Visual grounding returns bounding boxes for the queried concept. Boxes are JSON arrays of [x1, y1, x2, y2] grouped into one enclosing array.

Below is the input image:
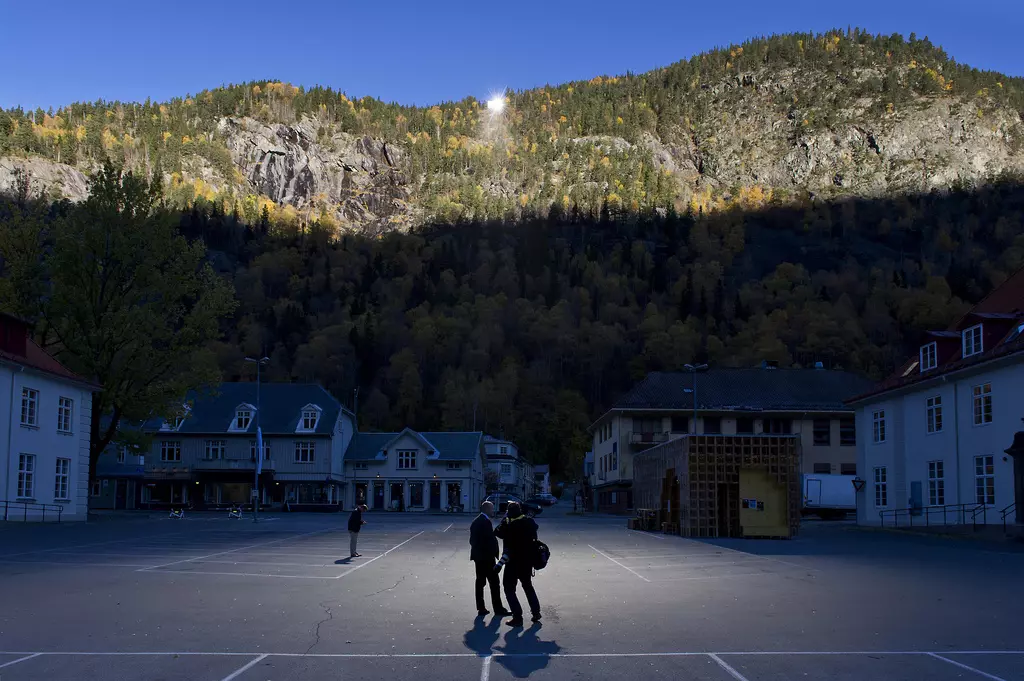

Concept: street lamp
[[683, 363, 709, 434], [244, 355, 269, 522]]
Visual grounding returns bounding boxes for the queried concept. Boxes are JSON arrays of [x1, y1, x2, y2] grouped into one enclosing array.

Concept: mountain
[[2, 29, 1023, 235]]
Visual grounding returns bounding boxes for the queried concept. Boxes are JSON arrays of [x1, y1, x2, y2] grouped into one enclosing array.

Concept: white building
[[1, 313, 97, 522], [848, 269, 1024, 527], [483, 435, 531, 498], [533, 464, 550, 495]]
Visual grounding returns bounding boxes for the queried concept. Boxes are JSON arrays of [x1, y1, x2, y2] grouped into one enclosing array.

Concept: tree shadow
[[463, 614, 503, 657], [494, 623, 561, 678]]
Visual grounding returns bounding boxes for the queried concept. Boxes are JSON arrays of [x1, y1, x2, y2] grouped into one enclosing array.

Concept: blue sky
[[0, 0, 1020, 111]]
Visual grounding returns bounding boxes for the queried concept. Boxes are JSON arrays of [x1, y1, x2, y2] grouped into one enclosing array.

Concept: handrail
[[971, 503, 989, 529], [1, 499, 65, 523], [878, 503, 985, 529], [1001, 502, 1017, 533]]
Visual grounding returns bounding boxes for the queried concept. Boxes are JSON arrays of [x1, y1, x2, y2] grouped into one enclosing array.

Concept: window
[[813, 419, 831, 446], [926, 396, 943, 433], [840, 463, 857, 475], [250, 440, 270, 461], [409, 482, 424, 507], [116, 447, 127, 464], [839, 418, 856, 446], [20, 387, 38, 426], [873, 467, 888, 507], [962, 324, 983, 357], [736, 417, 754, 434], [500, 463, 512, 476], [919, 342, 938, 371], [633, 417, 662, 434], [398, 450, 417, 469], [160, 441, 181, 462], [703, 417, 722, 434], [928, 460, 945, 506], [671, 416, 690, 433], [872, 410, 886, 443], [57, 397, 74, 433], [353, 462, 368, 470], [294, 442, 315, 463], [764, 418, 792, 434], [235, 409, 253, 430], [975, 456, 995, 505], [90, 480, 101, 497], [500, 446, 508, 454], [17, 454, 36, 498], [205, 440, 226, 459], [54, 458, 71, 500], [972, 383, 992, 425], [813, 463, 832, 474], [301, 409, 319, 430], [447, 462, 461, 470]]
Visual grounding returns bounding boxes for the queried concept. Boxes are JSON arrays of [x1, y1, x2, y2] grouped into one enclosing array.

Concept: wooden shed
[[632, 434, 802, 538]]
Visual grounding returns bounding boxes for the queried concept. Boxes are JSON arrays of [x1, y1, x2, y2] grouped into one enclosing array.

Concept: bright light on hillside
[[487, 96, 505, 114]]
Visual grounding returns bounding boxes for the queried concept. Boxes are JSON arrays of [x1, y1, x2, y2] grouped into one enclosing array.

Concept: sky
[[0, 0, 1021, 111]]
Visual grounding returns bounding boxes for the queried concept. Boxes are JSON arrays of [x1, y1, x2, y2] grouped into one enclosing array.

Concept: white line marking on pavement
[[710, 653, 751, 681], [0, 653, 40, 669], [198, 559, 341, 568], [2, 531, 193, 558], [334, 532, 425, 579], [588, 545, 651, 582], [143, 569, 336, 579], [443, 523, 453, 532], [137, 528, 333, 572], [628, 529, 664, 539], [480, 655, 492, 681], [929, 653, 1008, 681], [0, 560, 154, 567], [220, 654, 268, 681]]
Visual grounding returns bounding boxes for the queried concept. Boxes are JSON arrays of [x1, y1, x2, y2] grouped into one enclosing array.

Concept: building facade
[[848, 269, 1024, 527], [483, 435, 531, 498], [587, 365, 873, 514], [1, 313, 97, 522], [109, 383, 354, 510], [343, 429, 486, 512]]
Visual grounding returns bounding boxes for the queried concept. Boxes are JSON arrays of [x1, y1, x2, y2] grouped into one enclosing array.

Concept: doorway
[[447, 482, 462, 510], [373, 482, 385, 510], [390, 482, 404, 511], [429, 481, 441, 510], [355, 482, 368, 507], [115, 479, 128, 510]]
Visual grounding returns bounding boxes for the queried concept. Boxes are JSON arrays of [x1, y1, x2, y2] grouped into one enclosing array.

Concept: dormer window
[[962, 324, 983, 357], [229, 403, 256, 432], [297, 404, 322, 432], [919, 342, 937, 372]]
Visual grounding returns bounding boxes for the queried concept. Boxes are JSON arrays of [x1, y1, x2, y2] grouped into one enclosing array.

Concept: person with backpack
[[348, 504, 367, 558], [493, 501, 543, 626]]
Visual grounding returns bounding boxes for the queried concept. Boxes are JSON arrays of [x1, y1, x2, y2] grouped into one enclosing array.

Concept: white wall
[[857, 360, 1022, 525], [1, 365, 92, 522]]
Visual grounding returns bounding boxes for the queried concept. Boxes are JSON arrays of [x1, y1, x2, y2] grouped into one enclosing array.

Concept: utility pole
[[245, 355, 269, 522], [684, 363, 709, 434]]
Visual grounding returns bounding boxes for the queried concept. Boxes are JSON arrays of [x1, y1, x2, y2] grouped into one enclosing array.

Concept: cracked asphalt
[[1, 507, 1023, 680]]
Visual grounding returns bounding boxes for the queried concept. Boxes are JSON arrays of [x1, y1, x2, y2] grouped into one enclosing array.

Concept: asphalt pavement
[[0, 503, 1022, 680]]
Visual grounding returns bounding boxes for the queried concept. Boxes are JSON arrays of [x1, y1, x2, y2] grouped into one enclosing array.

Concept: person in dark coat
[[470, 501, 510, 617], [348, 504, 367, 558], [494, 501, 541, 627]]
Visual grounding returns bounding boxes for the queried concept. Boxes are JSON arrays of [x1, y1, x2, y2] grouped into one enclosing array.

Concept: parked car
[[484, 494, 542, 517], [527, 493, 557, 506]]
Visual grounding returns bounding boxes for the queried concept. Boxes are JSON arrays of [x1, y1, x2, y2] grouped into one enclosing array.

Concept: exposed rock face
[[218, 117, 412, 233], [0, 156, 90, 202]]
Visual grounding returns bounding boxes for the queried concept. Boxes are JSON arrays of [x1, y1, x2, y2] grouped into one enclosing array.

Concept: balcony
[[193, 458, 277, 472], [629, 431, 670, 450]]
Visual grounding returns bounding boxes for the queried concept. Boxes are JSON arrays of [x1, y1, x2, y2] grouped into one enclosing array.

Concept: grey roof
[[346, 431, 484, 462], [145, 383, 344, 436], [612, 369, 874, 414]]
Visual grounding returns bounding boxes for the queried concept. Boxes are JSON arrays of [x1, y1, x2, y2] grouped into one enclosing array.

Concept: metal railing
[[878, 502, 987, 530], [1, 499, 64, 523], [1001, 502, 1017, 533]]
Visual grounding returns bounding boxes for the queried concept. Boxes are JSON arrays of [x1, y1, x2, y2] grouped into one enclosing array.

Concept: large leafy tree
[[2, 162, 237, 479]]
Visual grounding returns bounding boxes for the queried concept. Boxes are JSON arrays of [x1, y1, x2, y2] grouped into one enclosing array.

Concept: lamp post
[[683, 363, 709, 434], [245, 355, 269, 522]]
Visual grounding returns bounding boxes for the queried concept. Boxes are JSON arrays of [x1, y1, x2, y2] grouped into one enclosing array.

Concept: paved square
[[1, 509, 1022, 680]]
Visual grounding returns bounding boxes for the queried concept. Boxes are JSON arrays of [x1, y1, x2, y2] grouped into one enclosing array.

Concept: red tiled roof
[[0, 338, 99, 388]]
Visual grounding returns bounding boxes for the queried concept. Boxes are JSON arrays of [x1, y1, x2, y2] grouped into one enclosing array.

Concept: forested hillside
[[2, 29, 1023, 234]]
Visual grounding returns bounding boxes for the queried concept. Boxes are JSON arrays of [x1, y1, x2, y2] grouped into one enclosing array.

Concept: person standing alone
[[348, 504, 367, 558], [470, 501, 510, 617], [494, 501, 541, 626]]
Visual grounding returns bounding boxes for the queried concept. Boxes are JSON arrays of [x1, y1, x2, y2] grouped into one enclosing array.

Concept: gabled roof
[[345, 430, 484, 462], [380, 428, 440, 455], [607, 368, 873, 419], [144, 382, 345, 435], [0, 337, 100, 388]]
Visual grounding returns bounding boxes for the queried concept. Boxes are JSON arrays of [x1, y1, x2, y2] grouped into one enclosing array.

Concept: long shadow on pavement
[[463, 614, 503, 656], [494, 623, 560, 678]]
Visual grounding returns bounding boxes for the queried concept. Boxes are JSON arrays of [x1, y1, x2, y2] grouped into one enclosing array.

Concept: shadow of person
[[495, 623, 560, 678], [463, 614, 503, 657], [334, 557, 353, 564]]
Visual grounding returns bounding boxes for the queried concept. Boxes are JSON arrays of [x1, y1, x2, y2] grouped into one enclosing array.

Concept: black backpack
[[532, 539, 550, 570]]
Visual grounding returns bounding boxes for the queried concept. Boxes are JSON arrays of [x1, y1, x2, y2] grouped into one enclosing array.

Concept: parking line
[[928, 653, 1007, 681], [0, 560, 154, 568], [334, 532, 425, 579], [480, 654, 492, 681], [709, 653, 750, 681], [588, 545, 650, 582], [0, 653, 40, 669], [628, 529, 664, 540], [220, 654, 268, 681], [137, 528, 333, 572], [143, 569, 336, 579], [1, 650, 1023, 658], [443, 523, 453, 532]]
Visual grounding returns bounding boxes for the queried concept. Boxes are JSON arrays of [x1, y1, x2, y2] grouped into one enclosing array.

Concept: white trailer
[[802, 474, 856, 519]]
